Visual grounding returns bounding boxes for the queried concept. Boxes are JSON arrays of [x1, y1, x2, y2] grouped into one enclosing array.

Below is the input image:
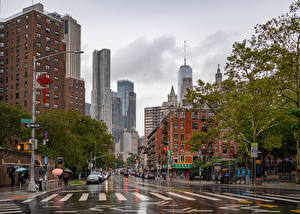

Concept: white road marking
[[115, 193, 127, 201], [133, 192, 149, 201], [150, 192, 172, 201], [60, 194, 73, 202], [99, 193, 107, 201], [204, 192, 244, 201], [79, 193, 89, 201], [41, 194, 58, 202], [0, 211, 22, 214], [167, 192, 196, 201], [54, 211, 78, 213], [184, 192, 221, 201], [247, 193, 300, 203], [224, 193, 273, 202], [182, 207, 191, 211], [187, 209, 213, 213], [264, 193, 300, 200], [22, 198, 34, 203]]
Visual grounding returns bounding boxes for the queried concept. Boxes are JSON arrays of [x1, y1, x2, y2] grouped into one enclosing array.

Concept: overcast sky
[[1, 0, 295, 136]]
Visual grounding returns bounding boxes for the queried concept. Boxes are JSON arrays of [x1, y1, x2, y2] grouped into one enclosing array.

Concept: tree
[[36, 110, 113, 173], [0, 102, 31, 150]]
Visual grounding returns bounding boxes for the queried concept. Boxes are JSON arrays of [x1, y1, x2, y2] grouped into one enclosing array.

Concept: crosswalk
[[0, 202, 23, 214], [20, 190, 300, 206]]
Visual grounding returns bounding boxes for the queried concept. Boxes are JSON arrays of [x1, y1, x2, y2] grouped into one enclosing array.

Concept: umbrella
[[16, 167, 28, 172], [64, 169, 72, 173], [52, 168, 63, 176]]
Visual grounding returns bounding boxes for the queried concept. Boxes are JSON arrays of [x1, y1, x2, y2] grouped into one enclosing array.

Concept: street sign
[[251, 143, 258, 158], [21, 119, 32, 123], [44, 157, 48, 165], [24, 123, 41, 129]]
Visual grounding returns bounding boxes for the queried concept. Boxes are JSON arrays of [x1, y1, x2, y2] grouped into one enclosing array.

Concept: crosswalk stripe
[[115, 193, 127, 201], [41, 194, 58, 202], [60, 194, 73, 202], [247, 193, 300, 203], [150, 192, 172, 201], [23, 198, 34, 203], [79, 193, 89, 201], [204, 192, 244, 201], [264, 193, 300, 200], [99, 193, 106, 201], [0, 211, 22, 214], [224, 193, 273, 202], [167, 192, 196, 201], [133, 192, 149, 201], [184, 192, 220, 201]]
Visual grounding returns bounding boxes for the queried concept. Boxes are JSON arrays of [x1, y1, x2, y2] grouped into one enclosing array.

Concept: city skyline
[[0, 0, 295, 136]]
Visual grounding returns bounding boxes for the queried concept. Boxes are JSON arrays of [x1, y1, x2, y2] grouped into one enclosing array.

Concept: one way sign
[[24, 123, 41, 129]]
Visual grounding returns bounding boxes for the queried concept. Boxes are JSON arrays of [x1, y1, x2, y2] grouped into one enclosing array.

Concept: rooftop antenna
[[32, 0, 34, 5], [184, 40, 187, 66]]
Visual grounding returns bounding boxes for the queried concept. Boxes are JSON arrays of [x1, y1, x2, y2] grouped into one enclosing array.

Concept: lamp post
[[28, 50, 84, 192]]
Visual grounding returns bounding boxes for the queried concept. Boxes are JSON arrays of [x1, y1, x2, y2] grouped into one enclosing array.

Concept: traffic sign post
[[24, 123, 41, 129]]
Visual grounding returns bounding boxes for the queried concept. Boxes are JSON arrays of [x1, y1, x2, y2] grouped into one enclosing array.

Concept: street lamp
[[28, 50, 84, 192]]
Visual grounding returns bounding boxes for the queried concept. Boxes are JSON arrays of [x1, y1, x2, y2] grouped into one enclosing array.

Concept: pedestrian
[[63, 172, 70, 185], [142, 172, 145, 181], [9, 168, 15, 186], [18, 172, 25, 186], [225, 171, 230, 184]]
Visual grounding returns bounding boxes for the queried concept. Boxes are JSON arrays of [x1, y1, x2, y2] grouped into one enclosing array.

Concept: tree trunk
[[296, 138, 300, 184]]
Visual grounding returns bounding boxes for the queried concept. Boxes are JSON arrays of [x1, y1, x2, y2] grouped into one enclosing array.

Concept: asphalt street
[[1, 174, 300, 213]]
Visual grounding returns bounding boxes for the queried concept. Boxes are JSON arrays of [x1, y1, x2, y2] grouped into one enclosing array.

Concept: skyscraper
[[178, 41, 193, 106], [117, 80, 136, 131], [215, 64, 222, 83], [91, 49, 112, 133], [112, 92, 122, 144]]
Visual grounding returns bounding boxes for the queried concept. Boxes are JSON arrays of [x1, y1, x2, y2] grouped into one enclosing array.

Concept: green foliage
[[125, 155, 137, 168], [0, 102, 31, 149], [36, 110, 113, 173]]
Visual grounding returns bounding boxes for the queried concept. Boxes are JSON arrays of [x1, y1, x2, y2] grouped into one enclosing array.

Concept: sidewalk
[[0, 180, 65, 201], [155, 176, 300, 191]]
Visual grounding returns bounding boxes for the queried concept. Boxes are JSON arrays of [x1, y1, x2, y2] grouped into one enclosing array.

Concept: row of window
[[173, 111, 213, 119]]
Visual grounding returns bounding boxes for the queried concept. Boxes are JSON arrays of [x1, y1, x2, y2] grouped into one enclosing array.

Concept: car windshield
[[88, 175, 98, 179]]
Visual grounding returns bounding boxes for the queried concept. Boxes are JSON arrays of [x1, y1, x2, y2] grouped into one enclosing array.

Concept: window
[[0, 69, 3, 74], [230, 145, 235, 154], [54, 67, 58, 72], [223, 144, 227, 154], [174, 133, 178, 141], [37, 23, 41, 29], [0, 43, 4, 47], [0, 24, 4, 29], [192, 111, 198, 119], [0, 52, 4, 56], [54, 95, 59, 100], [209, 144, 212, 153], [54, 58, 59, 62], [174, 122, 178, 130], [214, 144, 218, 153], [46, 18, 51, 24], [45, 27, 51, 33], [26, 15, 28, 20], [37, 14, 41, 19], [45, 103, 50, 108], [54, 49, 59, 53], [180, 111, 184, 118], [180, 156, 184, 163], [0, 34, 4, 38], [36, 33, 41, 38], [180, 122, 184, 130], [36, 52, 41, 57], [16, 83, 19, 90], [54, 76, 59, 81], [36, 100, 40, 105], [24, 100, 27, 107], [24, 81, 27, 88], [45, 65, 50, 70], [55, 22, 59, 27], [174, 112, 178, 119], [192, 122, 198, 130], [36, 91, 41, 96], [25, 43, 28, 49], [24, 91, 27, 97], [46, 93, 50, 98], [54, 85, 59, 90], [16, 74, 19, 80], [0, 87, 3, 93], [17, 19, 20, 24], [180, 134, 184, 141], [46, 37, 50, 42], [174, 144, 178, 152], [54, 40, 59, 45], [180, 144, 184, 152], [55, 31, 59, 36], [16, 93, 19, 99], [25, 24, 28, 30], [46, 46, 50, 52], [54, 104, 59, 108], [36, 42, 41, 47], [36, 110, 40, 115], [36, 62, 40, 67], [174, 156, 178, 163], [25, 72, 27, 78]]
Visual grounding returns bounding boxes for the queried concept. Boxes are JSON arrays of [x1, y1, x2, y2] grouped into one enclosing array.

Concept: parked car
[[145, 172, 155, 179], [86, 174, 100, 184]]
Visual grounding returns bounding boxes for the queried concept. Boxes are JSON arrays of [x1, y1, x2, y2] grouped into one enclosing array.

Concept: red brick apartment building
[[0, 4, 85, 115], [146, 108, 238, 172]]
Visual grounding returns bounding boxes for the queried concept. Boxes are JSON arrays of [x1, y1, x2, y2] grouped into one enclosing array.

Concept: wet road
[[1, 174, 300, 213]]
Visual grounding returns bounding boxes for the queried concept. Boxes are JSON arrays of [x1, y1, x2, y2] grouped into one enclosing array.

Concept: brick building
[[146, 107, 238, 174], [0, 3, 85, 115]]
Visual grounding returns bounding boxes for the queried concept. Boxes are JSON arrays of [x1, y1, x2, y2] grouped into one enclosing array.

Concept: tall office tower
[[112, 91, 122, 144], [0, 3, 67, 114], [144, 86, 177, 139], [117, 80, 136, 130], [127, 91, 136, 130], [48, 13, 85, 114], [178, 41, 193, 107], [91, 49, 112, 133], [215, 64, 222, 83], [85, 103, 91, 116]]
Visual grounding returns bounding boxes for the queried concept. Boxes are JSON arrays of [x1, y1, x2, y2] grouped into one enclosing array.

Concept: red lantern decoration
[[37, 74, 53, 104]]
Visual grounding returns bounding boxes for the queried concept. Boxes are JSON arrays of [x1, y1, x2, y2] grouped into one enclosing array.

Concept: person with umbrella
[[16, 167, 27, 186], [8, 166, 16, 186]]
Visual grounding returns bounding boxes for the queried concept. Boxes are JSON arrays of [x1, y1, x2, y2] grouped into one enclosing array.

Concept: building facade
[[112, 91, 122, 144], [85, 103, 91, 116], [0, 3, 67, 114], [91, 49, 112, 133], [119, 129, 139, 161]]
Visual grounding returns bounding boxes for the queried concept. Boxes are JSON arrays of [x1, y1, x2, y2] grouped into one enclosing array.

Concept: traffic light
[[17, 144, 21, 150]]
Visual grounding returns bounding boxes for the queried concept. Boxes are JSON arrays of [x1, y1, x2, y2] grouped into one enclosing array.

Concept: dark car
[[86, 174, 100, 184], [145, 172, 155, 179]]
